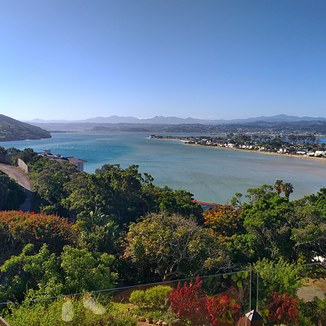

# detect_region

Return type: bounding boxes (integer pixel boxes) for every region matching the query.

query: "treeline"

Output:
[0,147,325,324]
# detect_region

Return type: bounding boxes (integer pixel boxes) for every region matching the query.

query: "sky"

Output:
[0,0,325,121]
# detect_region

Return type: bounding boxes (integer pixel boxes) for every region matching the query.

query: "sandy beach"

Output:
[155,137,326,162]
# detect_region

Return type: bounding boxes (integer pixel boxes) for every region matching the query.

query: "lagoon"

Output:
[1,132,325,203]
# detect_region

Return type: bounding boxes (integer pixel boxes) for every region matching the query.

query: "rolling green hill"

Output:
[0,114,51,141]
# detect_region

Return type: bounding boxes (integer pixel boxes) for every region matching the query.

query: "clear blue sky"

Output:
[0,0,325,121]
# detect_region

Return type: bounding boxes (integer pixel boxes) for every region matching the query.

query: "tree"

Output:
[282,182,294,199]
[155,188,203,218]
[254,258,303,298]
[0,244,118,302]
[60,246,117,293]
[0,244,61,301]
[238,193,295,261]
[64,164,151,226]
[0,172,26,210]
[203,204,242,237]
[273,179,283,196]
[29,157,80,216]
[0,211,77,263]
[289,191,326,260]
[124,213,230,281]
[245,184,274,204]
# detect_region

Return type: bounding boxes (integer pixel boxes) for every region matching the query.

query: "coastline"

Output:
[153,137,326,162]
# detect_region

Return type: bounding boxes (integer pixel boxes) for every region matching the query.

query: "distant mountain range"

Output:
[0,114,51,141]
[28,114,326,125]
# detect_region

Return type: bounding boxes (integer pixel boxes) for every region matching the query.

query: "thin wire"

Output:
[0,261,322,307]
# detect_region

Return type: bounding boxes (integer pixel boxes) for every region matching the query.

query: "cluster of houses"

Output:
[217,142,326,157]
[150,135,326,158]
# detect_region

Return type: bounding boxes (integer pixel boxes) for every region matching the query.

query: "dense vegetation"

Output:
[0,114,51,141]
[0,147,325,324]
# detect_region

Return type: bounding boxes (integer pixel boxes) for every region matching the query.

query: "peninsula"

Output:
[150,133,326,159]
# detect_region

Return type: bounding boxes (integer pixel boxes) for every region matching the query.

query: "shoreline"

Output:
[152,137,326,161]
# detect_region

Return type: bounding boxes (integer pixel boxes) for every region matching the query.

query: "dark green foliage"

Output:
[63,164,152,225]
[240,194,295,261]
[0,172,26,210]
[290,189,326,260]
[0,114,51,141]
[63,164,202,227]
[29,156,80,216]
[155,188,203,219]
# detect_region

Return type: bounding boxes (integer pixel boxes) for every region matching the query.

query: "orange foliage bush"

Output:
[0,211,77,256]
[203,205,242,237]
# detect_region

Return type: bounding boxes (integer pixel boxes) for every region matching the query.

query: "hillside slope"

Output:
[0,114,51,141]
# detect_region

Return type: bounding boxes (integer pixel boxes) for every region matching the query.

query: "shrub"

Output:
[298,297,326,325]
[169,276,206,324]
[5,297,137,326]
[267,292,299,325]
[144,285,172,310]
[129,290,146,308]
[0,211,77,260]
[205,294,241,326]
[129,285,172,310]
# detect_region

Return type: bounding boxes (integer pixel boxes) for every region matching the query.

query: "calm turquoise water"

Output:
[1,132,325,203]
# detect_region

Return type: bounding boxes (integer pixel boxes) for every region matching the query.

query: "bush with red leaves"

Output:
[267,292,299,325]
[205,294,241,326]
[169,276,207,324]
[170,276,241,326]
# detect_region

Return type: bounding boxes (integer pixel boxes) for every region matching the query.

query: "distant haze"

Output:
[27,114,326,125]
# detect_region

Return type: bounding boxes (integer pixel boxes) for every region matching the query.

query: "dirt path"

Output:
[0,163,33,191]
[0,163,34,211]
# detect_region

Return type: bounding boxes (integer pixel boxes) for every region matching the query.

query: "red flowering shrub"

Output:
[0,211,77,257]
[267,292,299,325]
[169,276,207,324]
[170,276,241,326]
[205,294,241,326]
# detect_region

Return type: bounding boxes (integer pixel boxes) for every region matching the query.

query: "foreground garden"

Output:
[0,147,325,324]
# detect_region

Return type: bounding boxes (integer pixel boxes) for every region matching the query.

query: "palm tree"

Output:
[274,179,283,196]
[282,182,294,199]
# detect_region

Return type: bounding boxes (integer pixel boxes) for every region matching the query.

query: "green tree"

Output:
[254,258,303,298]
[123,213,230,282]
[64,164,151,226]
[245,184,274,204]
[274,179,283,196]
[60,246,117,293]
[29,157,80,216]
[156,188,202,218]
[237,193,295,261]
[0,244,117,302]
[0,244,62,301]
[289,189,326,260]
[282,182,294,199]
